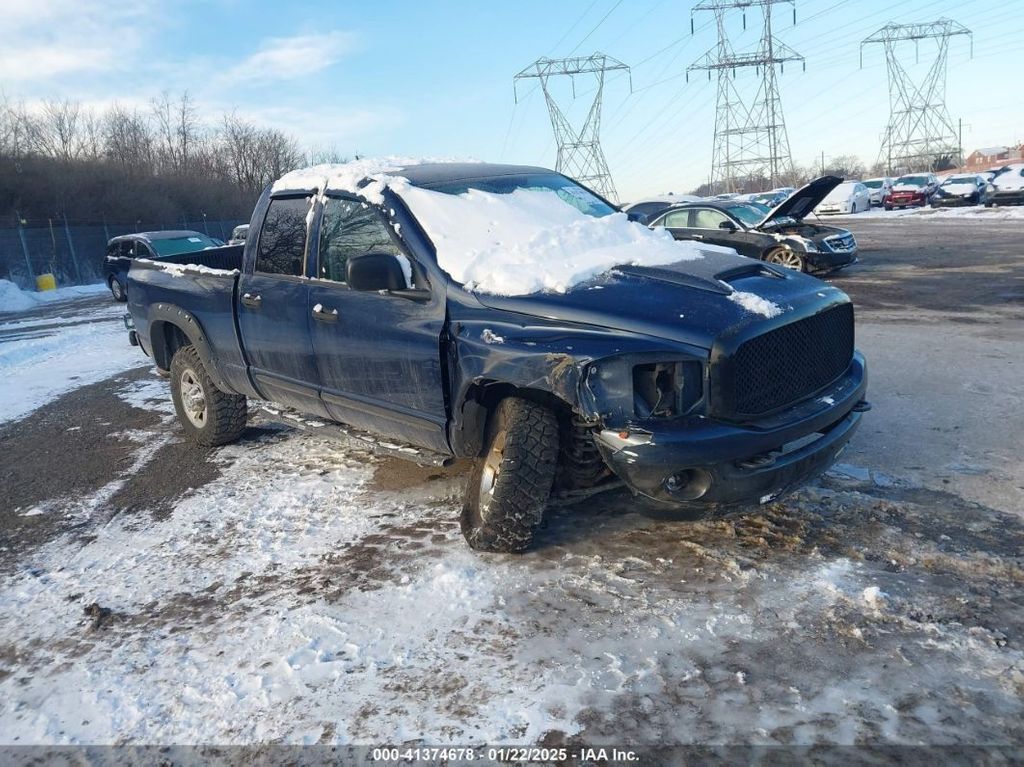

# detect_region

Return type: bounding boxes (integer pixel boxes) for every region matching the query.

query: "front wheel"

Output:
[169,345,248,446]
[461,397,559,553]
[109,277,126,302]
[764,246,806,272]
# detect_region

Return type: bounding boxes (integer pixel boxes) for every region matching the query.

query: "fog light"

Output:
[663,469,712,501]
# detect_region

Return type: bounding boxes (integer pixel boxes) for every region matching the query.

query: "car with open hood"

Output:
[123,161,867,553]
[931,174,993,208]
[883,173,938,210]
[648,176,858,273]
[987,164,1024,206]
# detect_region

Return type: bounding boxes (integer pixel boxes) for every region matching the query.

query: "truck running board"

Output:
[258,405,456,468]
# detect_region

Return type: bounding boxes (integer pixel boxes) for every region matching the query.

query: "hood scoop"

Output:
[612,260,787,295]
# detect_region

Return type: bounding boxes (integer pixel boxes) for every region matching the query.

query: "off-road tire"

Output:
[169,345,247,446]
[109,276,126,302]
[461,397,559,553]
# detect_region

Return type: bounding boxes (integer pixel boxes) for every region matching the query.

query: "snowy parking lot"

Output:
[0,217,1022,749]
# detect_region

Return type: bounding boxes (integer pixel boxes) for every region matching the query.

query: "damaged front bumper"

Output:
[594,353,867,510]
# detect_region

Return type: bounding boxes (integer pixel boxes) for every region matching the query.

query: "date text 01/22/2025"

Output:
[371,746,640,762]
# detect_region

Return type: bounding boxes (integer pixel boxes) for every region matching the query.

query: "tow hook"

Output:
[737,453,776,470]
[852,400,872,413]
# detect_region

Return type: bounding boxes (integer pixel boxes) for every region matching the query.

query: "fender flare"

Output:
[147,303,230,392]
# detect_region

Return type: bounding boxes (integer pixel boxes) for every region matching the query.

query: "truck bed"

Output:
[153,244,244,271]
[126,245,250,395]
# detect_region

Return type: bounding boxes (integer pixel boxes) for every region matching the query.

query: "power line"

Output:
[567,1,624,56]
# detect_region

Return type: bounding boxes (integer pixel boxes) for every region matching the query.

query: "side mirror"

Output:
[718,220,737,232]
[626,211,649,225]
[347,252,408,292]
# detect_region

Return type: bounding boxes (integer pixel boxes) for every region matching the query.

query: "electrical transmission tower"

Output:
[688,1,804,194]
[514,54,630,203]
[861,19,972,174]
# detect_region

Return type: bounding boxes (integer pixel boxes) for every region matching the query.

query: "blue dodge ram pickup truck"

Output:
[126,161,868,552]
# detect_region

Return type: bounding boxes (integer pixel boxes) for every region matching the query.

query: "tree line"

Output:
[0,92,346,228]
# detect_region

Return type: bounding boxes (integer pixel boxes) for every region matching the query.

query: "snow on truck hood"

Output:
[270,158,763,304]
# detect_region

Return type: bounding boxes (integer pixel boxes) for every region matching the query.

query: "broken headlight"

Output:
[632,360,703,418]
[582,355,706,424]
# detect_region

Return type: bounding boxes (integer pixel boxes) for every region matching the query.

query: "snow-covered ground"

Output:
[0,285,1021,747]
[0,295,147,425]
[1,381,1021,745]
[824,204,1024,221]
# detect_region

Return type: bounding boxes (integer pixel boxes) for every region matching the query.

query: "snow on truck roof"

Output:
[266,158,776,308]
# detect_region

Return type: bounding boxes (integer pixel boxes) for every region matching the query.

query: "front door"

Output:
[237,195,327,417]
[307,196,449,452]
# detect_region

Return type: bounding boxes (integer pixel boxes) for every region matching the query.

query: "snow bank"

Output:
[833,205,1024,221]
[0,280,107,314]
[395,184,706,295]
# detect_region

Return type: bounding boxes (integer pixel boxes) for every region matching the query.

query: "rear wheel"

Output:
[109,277,126,302]
[461,397,559,553]
[764,246,806,272]
[169,345,247,446]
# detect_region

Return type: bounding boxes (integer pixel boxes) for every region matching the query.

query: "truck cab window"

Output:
[256,197,309,276]
[318,199,407,285]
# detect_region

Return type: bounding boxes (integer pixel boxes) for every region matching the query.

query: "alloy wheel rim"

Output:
[179,368,207,427]
[478,431,507,514]
[771,250,803,270]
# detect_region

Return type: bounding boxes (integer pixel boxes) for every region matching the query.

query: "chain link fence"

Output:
[0,216,249,290]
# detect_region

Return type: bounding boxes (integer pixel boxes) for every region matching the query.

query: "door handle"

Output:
[241,293,262,308]
[692,234,704,239]
[312,305,339,323]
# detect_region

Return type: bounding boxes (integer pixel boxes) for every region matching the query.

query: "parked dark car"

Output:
[987,164,1024,206]
[621,195,701,224]
[648,176,858,274]
[104,230,221,301]
[883,173,938,210]
[931,174,993,208]
[125,162,867,553]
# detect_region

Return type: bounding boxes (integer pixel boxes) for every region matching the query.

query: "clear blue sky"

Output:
[2,0,1020,200]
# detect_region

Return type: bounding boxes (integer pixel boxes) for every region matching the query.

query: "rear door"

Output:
[236,195,328,417]
[306,196,450,452]
[678,207,762,257]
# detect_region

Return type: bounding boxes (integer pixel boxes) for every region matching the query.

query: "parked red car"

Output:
[883,173,938,210]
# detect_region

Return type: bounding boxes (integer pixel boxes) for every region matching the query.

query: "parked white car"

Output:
[862,177,894,206]
[988,164,1024,206]
[814,181,872,215]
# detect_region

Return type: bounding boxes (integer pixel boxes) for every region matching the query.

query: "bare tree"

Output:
[152,91,199,173]
[24,100,86,162]
[104,104,155,171]
[821,154,866,180]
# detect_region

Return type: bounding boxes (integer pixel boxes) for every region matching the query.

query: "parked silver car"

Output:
[228,223,249,246]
